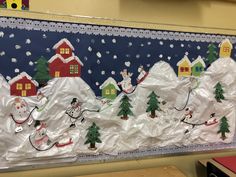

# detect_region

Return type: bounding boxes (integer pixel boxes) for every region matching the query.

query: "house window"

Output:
[111,89,115,95]
[16,83,22,90]
[60,48,65,54]
[185,67,189,72]
[25,83,31,90]
[199,67,202,72]
[55,71,60,77]
[180,67,184,72]
[65,48,70,54]
[223,47,230,52]
[195,67,199,72]
[70,65,79,74]
[105,89,110,95]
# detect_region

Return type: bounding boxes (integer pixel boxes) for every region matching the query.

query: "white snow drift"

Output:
[0,58,235,168]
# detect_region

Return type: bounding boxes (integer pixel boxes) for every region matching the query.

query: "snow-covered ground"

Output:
[0,58,235,168]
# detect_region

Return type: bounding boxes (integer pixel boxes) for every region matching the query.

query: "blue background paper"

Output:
[0,18,235,96]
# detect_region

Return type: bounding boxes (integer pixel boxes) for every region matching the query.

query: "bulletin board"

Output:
[0,10,236,170]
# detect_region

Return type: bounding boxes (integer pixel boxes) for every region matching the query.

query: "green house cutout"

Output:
[100,77,120,100]
[191,56,206,77]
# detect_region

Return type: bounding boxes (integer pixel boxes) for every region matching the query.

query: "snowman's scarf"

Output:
[10,106,38,124]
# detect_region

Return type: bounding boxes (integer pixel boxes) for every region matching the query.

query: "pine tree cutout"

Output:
[84,122,102,150]
[217,116,230,140]
[117,95,134,120]
[146,91,161,118]
[214,82,225,102]
[206,44,218,66]
[33,56,51,87]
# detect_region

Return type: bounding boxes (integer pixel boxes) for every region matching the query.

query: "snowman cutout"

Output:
[204,113,218,126]
[31,92,48,119]
[66,98,85,127]
[183,108,193,121]
[37,92,48,111]
[118,69,134,93]
[30,120,73,150]
[66,98,82,118]
[181,107,194,134]
[33,120,52,149]
[137,65,148,84]
[10,97,34,133]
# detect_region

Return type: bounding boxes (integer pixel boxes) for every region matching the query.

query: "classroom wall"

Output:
[1,0,236,177]
[30,0,236,34]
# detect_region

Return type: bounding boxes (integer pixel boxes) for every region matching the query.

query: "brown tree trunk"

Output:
[121,115,128,120]
[90,143,96,149]
[89,143,97,150]
[221,132,226,140]
[150,110,156,118]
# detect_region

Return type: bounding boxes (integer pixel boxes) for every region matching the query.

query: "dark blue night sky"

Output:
[0,18,236,96]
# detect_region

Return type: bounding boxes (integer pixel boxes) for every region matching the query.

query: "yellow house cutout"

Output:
[177,55,192,77]
[6,0,22,10]
[219,39,233,58]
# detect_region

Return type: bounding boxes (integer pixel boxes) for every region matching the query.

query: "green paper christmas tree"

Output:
[33,56,51,86]
[117,95,134,120]
[217,116,230,140]
[206,44,218,66]
[146,91,161,118]
[84,122,102,150]
[214,82,225,102]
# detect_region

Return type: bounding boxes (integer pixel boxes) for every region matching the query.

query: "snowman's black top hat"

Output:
[71,98,78,105]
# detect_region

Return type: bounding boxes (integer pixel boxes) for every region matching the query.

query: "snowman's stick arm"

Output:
[174,89,192,111]
[66,109,99,120]
[28,135,57,151]
[181,119,205,127]
[181,116,217,128]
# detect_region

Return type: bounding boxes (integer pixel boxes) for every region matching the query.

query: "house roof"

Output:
[8,72,39,87]
[219,39,233,48]
[177,55,191,66]
[99,77,120,91]
[48,54,64,63]
[48,53,84,66]
[66,55,84,66]
[191,56,206,68]
[52,38,75,51]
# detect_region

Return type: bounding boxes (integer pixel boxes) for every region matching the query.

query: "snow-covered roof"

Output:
[52,38,75,51]
[8,72,39,87]
[99,77,120,91]
[191,56,206,68]
[219,39,233,48]
[48,53,84,66]
[48,54,64,63]
[177,55,191,66]
[66,55,84,66]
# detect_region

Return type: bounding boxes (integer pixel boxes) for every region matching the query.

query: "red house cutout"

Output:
[49,38,84,78]
[9,72,39,97]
